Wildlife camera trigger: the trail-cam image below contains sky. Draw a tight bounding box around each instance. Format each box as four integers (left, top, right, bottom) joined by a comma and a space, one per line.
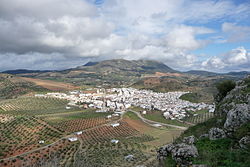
0, 0, 250, 72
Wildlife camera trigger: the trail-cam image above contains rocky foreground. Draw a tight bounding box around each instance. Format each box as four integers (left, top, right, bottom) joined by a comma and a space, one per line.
157, 76, 250, 167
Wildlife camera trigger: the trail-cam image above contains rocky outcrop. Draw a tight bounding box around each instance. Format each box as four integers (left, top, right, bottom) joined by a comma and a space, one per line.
157, 136, 198, 167
172, 143, 198, 166
182, 135, 197, 145
239, 136, 250, 149
208, 128, 226, 140
224, 104, 250, 131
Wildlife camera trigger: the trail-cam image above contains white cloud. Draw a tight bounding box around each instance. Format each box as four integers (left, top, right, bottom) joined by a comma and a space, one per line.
222, 22, 250, 42
201, 47, 250, 71
0, 0, 249, 71
166, 25, 213, 51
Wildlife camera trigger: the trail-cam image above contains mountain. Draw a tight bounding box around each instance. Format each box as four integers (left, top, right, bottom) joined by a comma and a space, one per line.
185, 70, 219, 76
9, 59, 178, 87
2, 69, 53, 74
186, 70, 250, 78
226, 71, 250, 78
77, 59, 177, 73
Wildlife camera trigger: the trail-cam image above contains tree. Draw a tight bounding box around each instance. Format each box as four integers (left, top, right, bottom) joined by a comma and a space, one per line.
215, 80, 236, 103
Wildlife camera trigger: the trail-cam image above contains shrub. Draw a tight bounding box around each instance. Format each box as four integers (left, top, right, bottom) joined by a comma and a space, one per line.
215, 80, 236, 102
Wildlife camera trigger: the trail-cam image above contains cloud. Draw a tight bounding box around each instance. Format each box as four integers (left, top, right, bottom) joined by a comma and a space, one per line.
201, 47, 250, 72
222, 22, 250, 42
0, 0, 249, 71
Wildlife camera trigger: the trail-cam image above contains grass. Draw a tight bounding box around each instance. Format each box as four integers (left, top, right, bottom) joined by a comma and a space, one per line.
143, 110, 189, 127
124, 111, 140, 120
129, 106, 189, 127
193, 138, 250, 167
124, 111, 184, 147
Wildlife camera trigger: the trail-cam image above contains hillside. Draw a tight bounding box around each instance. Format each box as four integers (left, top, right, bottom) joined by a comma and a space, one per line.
7, 59, 178, 87
158, 76, 250, 167
0, 74, 48, 99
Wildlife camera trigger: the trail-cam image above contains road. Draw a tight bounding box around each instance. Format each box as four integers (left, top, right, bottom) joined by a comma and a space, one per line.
129, 110, 188, 130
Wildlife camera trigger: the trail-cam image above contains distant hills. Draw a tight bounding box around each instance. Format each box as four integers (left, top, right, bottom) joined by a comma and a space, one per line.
185, 70, 250, 77
1, 59, 250, 87
2, 69, 53, 75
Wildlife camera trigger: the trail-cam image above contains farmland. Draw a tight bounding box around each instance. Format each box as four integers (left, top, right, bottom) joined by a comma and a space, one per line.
183, 109, 214, 124
0, 97, 74, 115
19, 77, 79, 91
0, 115, 63, 159
0, 85, 191, 167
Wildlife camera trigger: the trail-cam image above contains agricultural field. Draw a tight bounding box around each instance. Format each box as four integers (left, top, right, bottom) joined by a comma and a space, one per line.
54, 117, 110, 133
183, 110, 214, 124
0, 138, 79, 167
19, 77, 79, 91
0, 94, 186, 167
0, 97, 76, 115
39, 109, 110, 125
78, 121, 140, 145
0, 115, 63, 159
74, 141, 156, 167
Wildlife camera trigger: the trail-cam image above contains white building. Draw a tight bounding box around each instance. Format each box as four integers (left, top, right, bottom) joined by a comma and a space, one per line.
68, 137, 78, 142
111, 123, 120, 127
111, 139, 119, 144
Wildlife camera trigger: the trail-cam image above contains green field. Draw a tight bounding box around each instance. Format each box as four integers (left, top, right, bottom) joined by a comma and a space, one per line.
0, 97, 77, 115
130, 107, 189, 127
39, 109, 110, 125
184, 109, 214, 124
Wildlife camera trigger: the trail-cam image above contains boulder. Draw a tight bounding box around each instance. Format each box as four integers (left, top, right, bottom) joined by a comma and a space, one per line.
157, 139, 199, 166
157, 143, 175, 160
224, 104, 250, 131
239, 136, 250, 149
171, 143, 198, 166
209, 128, 226, 140
182, 135, 197, 145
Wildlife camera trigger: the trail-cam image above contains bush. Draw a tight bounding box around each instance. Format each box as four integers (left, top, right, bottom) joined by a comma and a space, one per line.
215, 80, 236, 102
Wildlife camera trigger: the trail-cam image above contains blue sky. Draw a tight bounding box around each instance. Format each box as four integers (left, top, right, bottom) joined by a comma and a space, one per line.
0, 0, 249, 72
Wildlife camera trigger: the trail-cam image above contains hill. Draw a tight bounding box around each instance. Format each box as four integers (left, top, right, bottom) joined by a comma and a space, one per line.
2, 69, 53, 75
0, 74, 48, 99
185, 70, 219, 76
158, 75, 250, 166
11, 59, 178, 87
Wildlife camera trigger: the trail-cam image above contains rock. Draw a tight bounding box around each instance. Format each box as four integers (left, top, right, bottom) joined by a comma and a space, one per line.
157, 143, 175, 160
239, 136, 250, 149
171, 143, 198, 166
199, 134, 209, 139
220, 102, 235, 114
209, 128, 226, 140
157, 142, 198, 166
182, 135, 197, 145
224, 104, 250, 131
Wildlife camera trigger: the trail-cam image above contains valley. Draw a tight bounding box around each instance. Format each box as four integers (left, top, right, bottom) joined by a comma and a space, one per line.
1, 59, 249, 167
